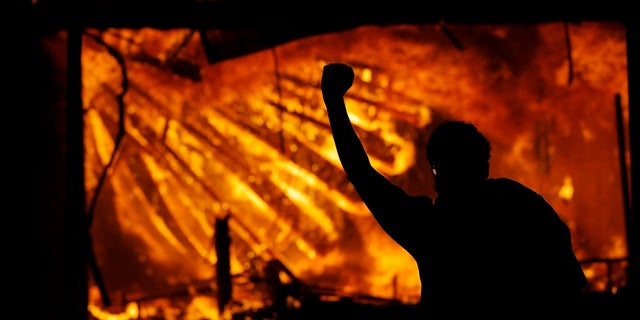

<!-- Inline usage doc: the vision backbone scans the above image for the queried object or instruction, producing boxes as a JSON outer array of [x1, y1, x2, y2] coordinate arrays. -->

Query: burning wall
[[81, 22, 630, 318]]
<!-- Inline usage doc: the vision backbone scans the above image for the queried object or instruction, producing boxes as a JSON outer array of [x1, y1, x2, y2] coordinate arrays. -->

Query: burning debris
[[81, 22, 629, 319]]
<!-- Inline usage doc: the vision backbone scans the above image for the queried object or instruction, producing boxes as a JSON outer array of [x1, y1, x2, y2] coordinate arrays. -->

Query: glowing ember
[[82, 22, 629, 318], [558, 176, 575, 201]]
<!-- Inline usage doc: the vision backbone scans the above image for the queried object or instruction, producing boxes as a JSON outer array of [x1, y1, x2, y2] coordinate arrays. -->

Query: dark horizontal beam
[[32, 1, 634, 30]]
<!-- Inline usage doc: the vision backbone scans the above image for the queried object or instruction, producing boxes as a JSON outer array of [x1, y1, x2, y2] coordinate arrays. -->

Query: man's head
[[426, 121, 491, 195]]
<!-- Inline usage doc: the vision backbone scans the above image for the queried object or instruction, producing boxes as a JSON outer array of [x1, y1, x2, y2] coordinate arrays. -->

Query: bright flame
[[558, 176, 574, 201]]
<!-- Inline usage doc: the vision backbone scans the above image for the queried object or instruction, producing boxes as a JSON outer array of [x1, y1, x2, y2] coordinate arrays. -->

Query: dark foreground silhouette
[[321, 63, 588, 318]]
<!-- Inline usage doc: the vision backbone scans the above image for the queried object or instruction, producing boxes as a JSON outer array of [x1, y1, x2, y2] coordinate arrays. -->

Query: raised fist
[[321, 63, 355, 96]]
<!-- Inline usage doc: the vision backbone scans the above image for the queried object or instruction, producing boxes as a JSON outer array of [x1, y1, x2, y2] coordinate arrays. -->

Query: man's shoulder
[[485, 178, 560, 223], [486, 177, 542, 200], [486, 177, 527, 189]]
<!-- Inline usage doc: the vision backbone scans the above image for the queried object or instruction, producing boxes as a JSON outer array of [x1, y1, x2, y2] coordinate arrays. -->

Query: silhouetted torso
[[379, 177, 586, 316]]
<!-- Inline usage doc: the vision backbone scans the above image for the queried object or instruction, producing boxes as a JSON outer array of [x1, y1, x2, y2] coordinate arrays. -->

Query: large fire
[[81, 22, 630, 319]]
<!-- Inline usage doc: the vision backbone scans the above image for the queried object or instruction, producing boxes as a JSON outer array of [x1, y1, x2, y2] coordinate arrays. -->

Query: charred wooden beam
[[215, 216, 232, 315]]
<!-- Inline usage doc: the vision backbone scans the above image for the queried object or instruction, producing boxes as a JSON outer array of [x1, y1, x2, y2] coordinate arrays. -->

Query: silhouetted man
[[321, 63, 588, 317]]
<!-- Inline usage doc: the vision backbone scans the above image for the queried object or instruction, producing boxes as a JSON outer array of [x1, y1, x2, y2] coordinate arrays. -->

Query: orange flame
[[83, 22, 629, 319]]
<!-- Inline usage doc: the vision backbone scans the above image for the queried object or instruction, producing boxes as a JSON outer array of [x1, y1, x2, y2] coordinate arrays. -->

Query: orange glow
[[82, 23, 630, 319], [558, 176, 574, 201]]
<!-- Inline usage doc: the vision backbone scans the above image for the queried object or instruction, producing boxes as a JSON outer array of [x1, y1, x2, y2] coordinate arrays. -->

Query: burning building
[[32, 2, 637, 320]]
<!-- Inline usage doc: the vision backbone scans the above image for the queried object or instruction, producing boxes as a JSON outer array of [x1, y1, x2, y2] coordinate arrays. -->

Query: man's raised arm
[[321, 63, 373, 180], [321, 63, 421, 231]]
